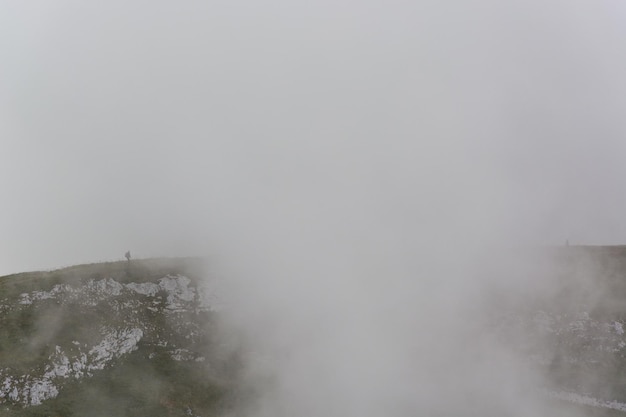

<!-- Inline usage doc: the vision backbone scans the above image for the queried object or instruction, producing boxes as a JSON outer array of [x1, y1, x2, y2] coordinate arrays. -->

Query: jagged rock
[[0, 258, 236, 416]]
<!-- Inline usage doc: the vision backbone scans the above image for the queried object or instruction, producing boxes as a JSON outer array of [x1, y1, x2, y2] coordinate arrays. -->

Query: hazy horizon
[[3, 1, 626, 415], [2, 0, 626, 276]]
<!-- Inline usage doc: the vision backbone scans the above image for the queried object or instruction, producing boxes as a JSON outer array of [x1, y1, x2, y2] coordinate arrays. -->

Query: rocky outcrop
[[0, 273, 216, 407]]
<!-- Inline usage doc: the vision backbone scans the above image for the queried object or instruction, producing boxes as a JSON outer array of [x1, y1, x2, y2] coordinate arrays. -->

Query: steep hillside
[[0, 258, 240, 417], [491, 246, 626, 415], [5, 248, 626, 416]]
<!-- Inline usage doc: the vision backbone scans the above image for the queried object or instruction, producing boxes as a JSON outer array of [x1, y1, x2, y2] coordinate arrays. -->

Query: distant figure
[[566, 239, 569, 247], [125, 251, 131, 261]]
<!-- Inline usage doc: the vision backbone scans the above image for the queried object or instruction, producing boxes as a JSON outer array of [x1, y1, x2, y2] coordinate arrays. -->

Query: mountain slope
[[0, 258, 239, 417], [5, 248, 626, 416], [490, 246, 626, 415]]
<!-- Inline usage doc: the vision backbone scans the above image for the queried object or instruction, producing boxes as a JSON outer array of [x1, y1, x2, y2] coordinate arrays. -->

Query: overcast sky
[[2, 0, 626, 276]]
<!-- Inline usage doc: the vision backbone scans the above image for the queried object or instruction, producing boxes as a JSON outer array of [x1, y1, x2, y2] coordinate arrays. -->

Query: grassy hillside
[[0, 257, 207, 291], [3, 249, 626, 416], [0, 257, 242, 417]]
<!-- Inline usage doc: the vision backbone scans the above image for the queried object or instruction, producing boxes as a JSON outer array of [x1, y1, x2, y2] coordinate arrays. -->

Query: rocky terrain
[[0, 258, 239, 417], [4, 248, 626, 416], [488, 246, 626, 416]]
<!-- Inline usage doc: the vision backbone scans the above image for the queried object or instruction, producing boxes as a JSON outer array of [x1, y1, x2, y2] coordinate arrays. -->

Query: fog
[[2, 0, 626, 415]]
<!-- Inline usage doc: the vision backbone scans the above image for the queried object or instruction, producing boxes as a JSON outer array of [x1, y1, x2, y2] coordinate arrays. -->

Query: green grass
[[0, 257, 241, 416], [5, 250, 626, 416], [0, 257, 207, 291]]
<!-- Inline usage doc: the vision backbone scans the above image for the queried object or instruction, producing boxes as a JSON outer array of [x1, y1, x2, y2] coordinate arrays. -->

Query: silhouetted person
[[125, 251, 131, 261]]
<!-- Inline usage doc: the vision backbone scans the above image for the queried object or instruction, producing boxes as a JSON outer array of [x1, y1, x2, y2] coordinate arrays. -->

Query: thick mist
[[2, 0, 626, 273], [3, 0, 626, 415]]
